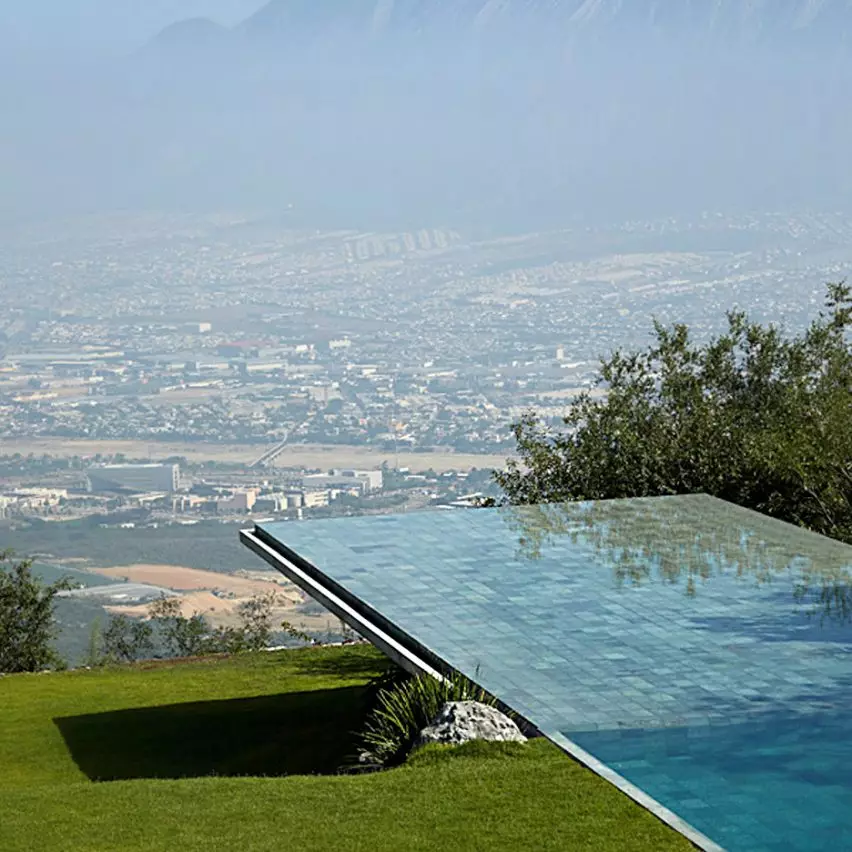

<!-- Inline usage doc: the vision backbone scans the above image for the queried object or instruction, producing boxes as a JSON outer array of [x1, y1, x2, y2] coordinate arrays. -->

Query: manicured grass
[[0, 646, 692, 851], [0, 645, 386, 789]]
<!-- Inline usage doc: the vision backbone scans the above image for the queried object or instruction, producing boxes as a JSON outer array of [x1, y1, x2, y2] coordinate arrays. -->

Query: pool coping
[[241, 525, 725, 852]]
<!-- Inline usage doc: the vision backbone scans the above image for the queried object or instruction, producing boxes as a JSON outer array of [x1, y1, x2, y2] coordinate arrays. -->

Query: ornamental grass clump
[[358, 670, 495, 767]]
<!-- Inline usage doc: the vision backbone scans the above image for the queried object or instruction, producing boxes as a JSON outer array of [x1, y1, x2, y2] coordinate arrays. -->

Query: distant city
[[1, 207, 849, 658], [2, 209, 845, 469]]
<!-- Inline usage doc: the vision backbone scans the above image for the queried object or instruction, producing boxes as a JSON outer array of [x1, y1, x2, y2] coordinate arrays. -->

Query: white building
[[303, 490, 330, 509], [327, 469, 384, 492]]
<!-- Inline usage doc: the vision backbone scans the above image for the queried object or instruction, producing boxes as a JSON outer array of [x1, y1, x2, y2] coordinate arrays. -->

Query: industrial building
[[86, 463, 180, 494], [302, 469, 383, 496]]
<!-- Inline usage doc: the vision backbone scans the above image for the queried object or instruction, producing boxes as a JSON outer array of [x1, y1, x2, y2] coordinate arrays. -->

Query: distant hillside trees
[[497, 283, 852, 544], [0, 553, 289, 671], [0, 553, 72, 673], [100, 615, 154, 664], [93, 592, 285, 665]]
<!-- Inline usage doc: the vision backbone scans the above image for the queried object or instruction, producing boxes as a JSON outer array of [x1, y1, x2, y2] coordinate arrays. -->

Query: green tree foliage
[[0, 552, 72, 673], [148, 597, 208, 658], [201, 590, 284, 654], [281, 620, 314, 644], [496, 283, 852, 544], [87, 592, 284, 667], [147, 592, 283, 659], [85, 618, 103, 668], [231, 591, 279, 652], [101, 615, 154, 664]]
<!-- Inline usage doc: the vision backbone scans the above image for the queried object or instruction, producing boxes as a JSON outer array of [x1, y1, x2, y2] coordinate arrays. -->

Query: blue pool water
[[572, 716, 852, 852], [251, 495, 852, 850]]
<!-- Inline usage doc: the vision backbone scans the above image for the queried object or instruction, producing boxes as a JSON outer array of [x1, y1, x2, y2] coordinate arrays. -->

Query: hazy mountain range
[[0, 1, 261, 55], [3, 1, 852, 229], [153, 0, 852, 50]]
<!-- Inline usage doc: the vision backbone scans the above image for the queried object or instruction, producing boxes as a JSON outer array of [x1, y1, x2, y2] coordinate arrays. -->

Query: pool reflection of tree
[[504, 495, 852, 624]]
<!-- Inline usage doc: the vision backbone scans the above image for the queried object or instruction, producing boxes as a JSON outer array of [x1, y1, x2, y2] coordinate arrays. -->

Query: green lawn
[[0, 645, 691, 851]]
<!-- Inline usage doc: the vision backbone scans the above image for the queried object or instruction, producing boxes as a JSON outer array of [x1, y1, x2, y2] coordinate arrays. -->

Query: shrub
[[233, 591, 279, 651], [148, 596, 208, 657], [147, 592, 284, 659], [358, 670, 496, 767], [101, 614, 154, 663], [0, 552, 72, 673]]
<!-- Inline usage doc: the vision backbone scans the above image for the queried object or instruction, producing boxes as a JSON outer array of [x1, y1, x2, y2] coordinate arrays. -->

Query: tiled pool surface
[[250, 495, 852, 851], [569, 714, 852, 851]]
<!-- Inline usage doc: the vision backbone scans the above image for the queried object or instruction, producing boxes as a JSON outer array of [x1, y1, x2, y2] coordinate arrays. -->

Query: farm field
[[0, 437, 511, 473]]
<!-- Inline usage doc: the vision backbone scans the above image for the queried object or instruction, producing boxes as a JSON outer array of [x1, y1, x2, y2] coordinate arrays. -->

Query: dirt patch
[[106, 593, 338, 634], [106, 591, 233, 621], [95, 562, 339, 634], [90, 564, 298, 600]]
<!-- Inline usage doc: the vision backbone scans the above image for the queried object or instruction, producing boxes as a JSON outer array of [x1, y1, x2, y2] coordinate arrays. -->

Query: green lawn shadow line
[[54, 684, 371, 781], [288, 646, 392, 680]]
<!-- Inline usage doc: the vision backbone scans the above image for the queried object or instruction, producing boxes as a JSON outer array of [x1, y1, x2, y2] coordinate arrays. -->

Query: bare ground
[[90, 564, 297, 598], [0, 438, 511, 473], [93, 563, 332, 633]]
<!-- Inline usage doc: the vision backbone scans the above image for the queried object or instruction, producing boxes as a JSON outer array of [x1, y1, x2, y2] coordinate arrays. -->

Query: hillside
[[153, 0, 852, 48], [150, 16, 229, 48], [0, 645, 689, 851]]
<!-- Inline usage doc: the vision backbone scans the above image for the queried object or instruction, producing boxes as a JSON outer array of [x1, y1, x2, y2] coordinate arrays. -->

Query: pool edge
[[548, 731, 724, 852]]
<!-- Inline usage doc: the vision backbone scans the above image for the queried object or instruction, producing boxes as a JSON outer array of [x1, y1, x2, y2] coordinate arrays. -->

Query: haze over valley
[[4, 0, 852, 225]]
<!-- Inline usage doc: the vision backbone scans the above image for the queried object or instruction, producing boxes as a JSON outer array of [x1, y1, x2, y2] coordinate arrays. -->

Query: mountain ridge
[[151, 0, 852, 48]]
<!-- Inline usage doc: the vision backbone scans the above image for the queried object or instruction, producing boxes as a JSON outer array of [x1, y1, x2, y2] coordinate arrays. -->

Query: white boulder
[[417, 701, 527, 747]]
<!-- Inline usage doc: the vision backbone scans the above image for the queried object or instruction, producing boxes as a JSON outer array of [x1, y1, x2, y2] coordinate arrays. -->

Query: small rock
[[342, 751, 383, 775], [417, 701, 527, 747]]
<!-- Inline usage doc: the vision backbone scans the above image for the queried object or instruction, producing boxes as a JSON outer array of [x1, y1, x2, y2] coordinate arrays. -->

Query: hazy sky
[[1, 0, 265, 53]]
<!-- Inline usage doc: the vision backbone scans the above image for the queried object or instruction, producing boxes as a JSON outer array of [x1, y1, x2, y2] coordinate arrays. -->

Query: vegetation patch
[[357, 669, 498, 767]]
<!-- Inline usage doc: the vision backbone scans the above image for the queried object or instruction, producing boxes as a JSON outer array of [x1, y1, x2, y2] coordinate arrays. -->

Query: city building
[[217, 489, 258, 513], [284, 492, 305, 509], [303, 469, 383, 495], [302, 490, 330, 509], [87, 464, 180, 494], [0, 496, 11, 518], [334, 469, 384, 492], [254, 494, 289, 513], [0, 488, 69, 516]]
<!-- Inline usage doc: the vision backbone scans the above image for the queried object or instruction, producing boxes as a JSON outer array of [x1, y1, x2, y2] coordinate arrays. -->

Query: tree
[[232, 591, 280, 652], [0, 552, 72, 673], [85, 618, 103, 668], [147, 592, 281, 658], [192, 592, 282, 655], [101, 614, 154, 664], [148, 596, 207, 658], [496, 283, 852, 544]]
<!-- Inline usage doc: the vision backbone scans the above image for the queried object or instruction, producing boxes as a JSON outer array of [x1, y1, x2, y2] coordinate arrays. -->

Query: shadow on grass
[[55, 685, 371, 781], [289, 645, 393, 680]]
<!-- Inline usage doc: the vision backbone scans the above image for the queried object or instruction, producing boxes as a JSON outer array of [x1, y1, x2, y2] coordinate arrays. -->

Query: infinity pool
[[246, 495, 852, 851]]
